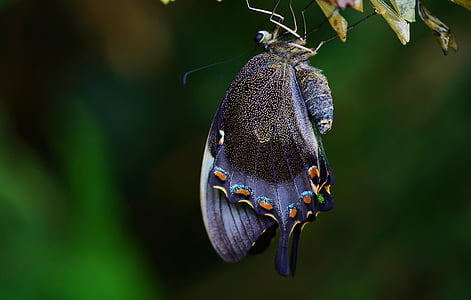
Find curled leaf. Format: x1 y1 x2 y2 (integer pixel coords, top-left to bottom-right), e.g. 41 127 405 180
390 0 416 22
369 0 410 45
449 0 471 11
160 0 175 4
320 0 363 11
316 0 349 42
417 0 457 55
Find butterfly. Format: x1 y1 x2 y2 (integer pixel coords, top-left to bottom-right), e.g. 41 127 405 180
200 18 334 276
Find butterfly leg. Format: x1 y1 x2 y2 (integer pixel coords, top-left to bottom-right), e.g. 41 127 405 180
245 0 303 40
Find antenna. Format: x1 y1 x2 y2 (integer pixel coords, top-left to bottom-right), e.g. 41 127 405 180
184 4 378 84
183 47 256 84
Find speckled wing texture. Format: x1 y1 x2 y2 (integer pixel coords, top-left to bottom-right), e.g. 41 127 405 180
200 52 334 276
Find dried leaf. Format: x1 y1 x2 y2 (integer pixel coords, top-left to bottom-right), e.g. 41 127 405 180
449 0 471 11
320 0 363 11
369 0 410 45
353 0 364 12
316 0 349 42
390 0 416 22
418 0 457 55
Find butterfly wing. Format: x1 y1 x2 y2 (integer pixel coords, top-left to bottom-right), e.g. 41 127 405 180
201 134 277 263
201 52 334 276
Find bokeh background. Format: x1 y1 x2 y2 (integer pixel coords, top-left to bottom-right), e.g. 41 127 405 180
0 0 469 299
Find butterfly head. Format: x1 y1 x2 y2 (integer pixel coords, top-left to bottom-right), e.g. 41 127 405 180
254 30 274 47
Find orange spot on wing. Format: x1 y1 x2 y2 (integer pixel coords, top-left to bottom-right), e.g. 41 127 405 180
309 166 319 179
289 207 298 218
303 195 312 204
213 171 227 181
259 201 273 210
234 189 251 196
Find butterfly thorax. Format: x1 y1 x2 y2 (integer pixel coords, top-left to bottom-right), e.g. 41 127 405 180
264 39 317 66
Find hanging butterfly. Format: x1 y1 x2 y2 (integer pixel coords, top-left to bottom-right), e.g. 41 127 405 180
200 10 334 277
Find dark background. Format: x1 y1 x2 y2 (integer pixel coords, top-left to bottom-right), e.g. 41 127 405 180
0 0 469 299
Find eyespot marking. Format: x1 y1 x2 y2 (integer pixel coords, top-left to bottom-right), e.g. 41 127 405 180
256 196 273 210
230 184 252 196
301 191 314 204
213 167 229 182
288 204 298 218
309 166 319 179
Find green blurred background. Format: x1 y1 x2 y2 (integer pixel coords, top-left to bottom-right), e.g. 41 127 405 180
0 0 469 299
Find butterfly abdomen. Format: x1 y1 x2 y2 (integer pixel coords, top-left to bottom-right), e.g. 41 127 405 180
295 63 333 134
